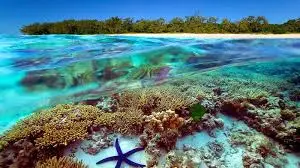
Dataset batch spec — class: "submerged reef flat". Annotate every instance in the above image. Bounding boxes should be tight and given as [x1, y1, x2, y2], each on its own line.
[1, 58, 300, 168]
[1, 36, 300, 167]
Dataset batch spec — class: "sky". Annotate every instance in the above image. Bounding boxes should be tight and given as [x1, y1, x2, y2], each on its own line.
[0, 0, 299, 34]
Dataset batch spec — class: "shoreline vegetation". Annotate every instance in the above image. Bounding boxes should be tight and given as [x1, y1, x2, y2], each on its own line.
[110, 33, 300, 38]
[21, 16, 300, 35]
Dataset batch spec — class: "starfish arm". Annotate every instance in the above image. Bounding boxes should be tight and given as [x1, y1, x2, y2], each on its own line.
[124, 147, 145, 157]
[124, 158, 146, 167]
[96, 156, 119, 164]
[115, 159, 123, 168]
[115, 138, 123, 155]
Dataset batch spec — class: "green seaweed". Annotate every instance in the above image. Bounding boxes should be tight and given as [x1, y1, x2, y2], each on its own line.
[189, 104, 207, 121]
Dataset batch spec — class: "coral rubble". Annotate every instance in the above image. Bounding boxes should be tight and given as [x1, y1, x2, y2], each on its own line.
[80, 128, 115, 155]
[230, 129, 288, 168]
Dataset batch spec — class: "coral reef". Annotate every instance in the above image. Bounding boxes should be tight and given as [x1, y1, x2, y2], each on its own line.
[0, 104, 101, 149]
[143, 110, 185, 132]
[184, 113, 224, 137]
[0, 104, 144, 150]
[118, 84, 197, 115]
[95, 95, 119, 112]
[94, 110, 144, 135]
[280, 109, 297, 121]
[164, 143, 226, 168]
[3, 59, 300, 167]
[164, 149, 204, 168]
[0, 139, 37, 168]
[0, 104, 144, 167]
[80, 128, 115, 155]
[35, 156, 87, 168]
[230, 129, 288, 168]
[288, 88, 300, 102]
[21, 61, 96, 91]
[128, 64, 171, 81]
[219, 96, 300, 152]
[140, 110, 186, 166]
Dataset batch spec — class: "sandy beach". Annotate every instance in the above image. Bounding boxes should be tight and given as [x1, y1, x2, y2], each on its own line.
[109, 33, 300, 39]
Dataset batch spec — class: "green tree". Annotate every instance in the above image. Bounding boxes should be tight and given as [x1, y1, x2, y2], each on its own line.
[167, 17, 184, 32]
[104, 17, 123, 33]
[20, 16, 300, 35]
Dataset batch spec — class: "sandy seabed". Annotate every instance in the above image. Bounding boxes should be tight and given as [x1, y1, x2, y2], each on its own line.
[109, 33, 300, 39]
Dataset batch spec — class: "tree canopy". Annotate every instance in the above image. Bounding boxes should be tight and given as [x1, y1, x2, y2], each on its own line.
[21, 16, 300, 35]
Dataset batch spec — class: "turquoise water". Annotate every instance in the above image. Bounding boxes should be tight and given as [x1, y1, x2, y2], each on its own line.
[1, 35, 300, 167]
[0, 35, 300, 132]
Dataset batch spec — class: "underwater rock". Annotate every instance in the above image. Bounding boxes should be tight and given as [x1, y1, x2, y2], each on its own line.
[280, 109, 297, 121]
[242, 152, 264, 168]
[289, 72, 300, 85]
[289, 89, 300, 101]
[248, 97, 268, 107]
[278, 99, 286, 110]
[220, 101, 247, 118]
[164, 149, 204, 168]
[21, 61, 97, 91]
[213, 87, 222, 96]
[80, 128, 115, 155]
[100, 67, 125, 81]
[154, 66, 171, 82]
[0, 139, 37, 168]
[164, 143, 227, 168]
[127, 64, 170, 81]
[21, 70, 66, 90]
[96, 96, 119, 112]
[198, 114, 224, 135]
[175, 107, 190, 118]
[157, 129, 179, 151]
[207, 141, 225, 158]
[230, 129, 289, 168]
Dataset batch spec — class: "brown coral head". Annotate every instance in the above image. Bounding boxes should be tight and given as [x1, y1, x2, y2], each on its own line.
[220, 101, 247, 118]
[257, 144, 277, 158]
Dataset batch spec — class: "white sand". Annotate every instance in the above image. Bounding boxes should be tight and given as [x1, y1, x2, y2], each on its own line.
[109, 33, 300, 39]
[66, 136, 148, 168]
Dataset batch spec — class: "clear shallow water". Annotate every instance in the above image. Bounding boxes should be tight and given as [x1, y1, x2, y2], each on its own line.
[1, 35, 300, 167]
[0, 35, 300, 132]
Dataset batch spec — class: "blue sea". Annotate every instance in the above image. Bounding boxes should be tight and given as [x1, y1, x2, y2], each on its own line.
[0, 35, 300, 167]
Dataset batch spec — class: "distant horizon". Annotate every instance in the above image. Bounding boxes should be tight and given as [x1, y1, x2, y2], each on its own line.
[1, 0, 300, 34]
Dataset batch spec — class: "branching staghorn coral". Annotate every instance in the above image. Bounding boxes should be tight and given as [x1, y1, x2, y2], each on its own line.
[94, 109, 144, 135]
[35, 156, 87, 168]
[0, 104, 145, 168]
[0, 140, 8, 152]
[0, 104, 144, 151]
[0, 104, 101, 149]
[118, 84, 197, 114]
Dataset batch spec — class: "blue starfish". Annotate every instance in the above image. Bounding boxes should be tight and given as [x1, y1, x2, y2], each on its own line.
[96, 138, 146, 168]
